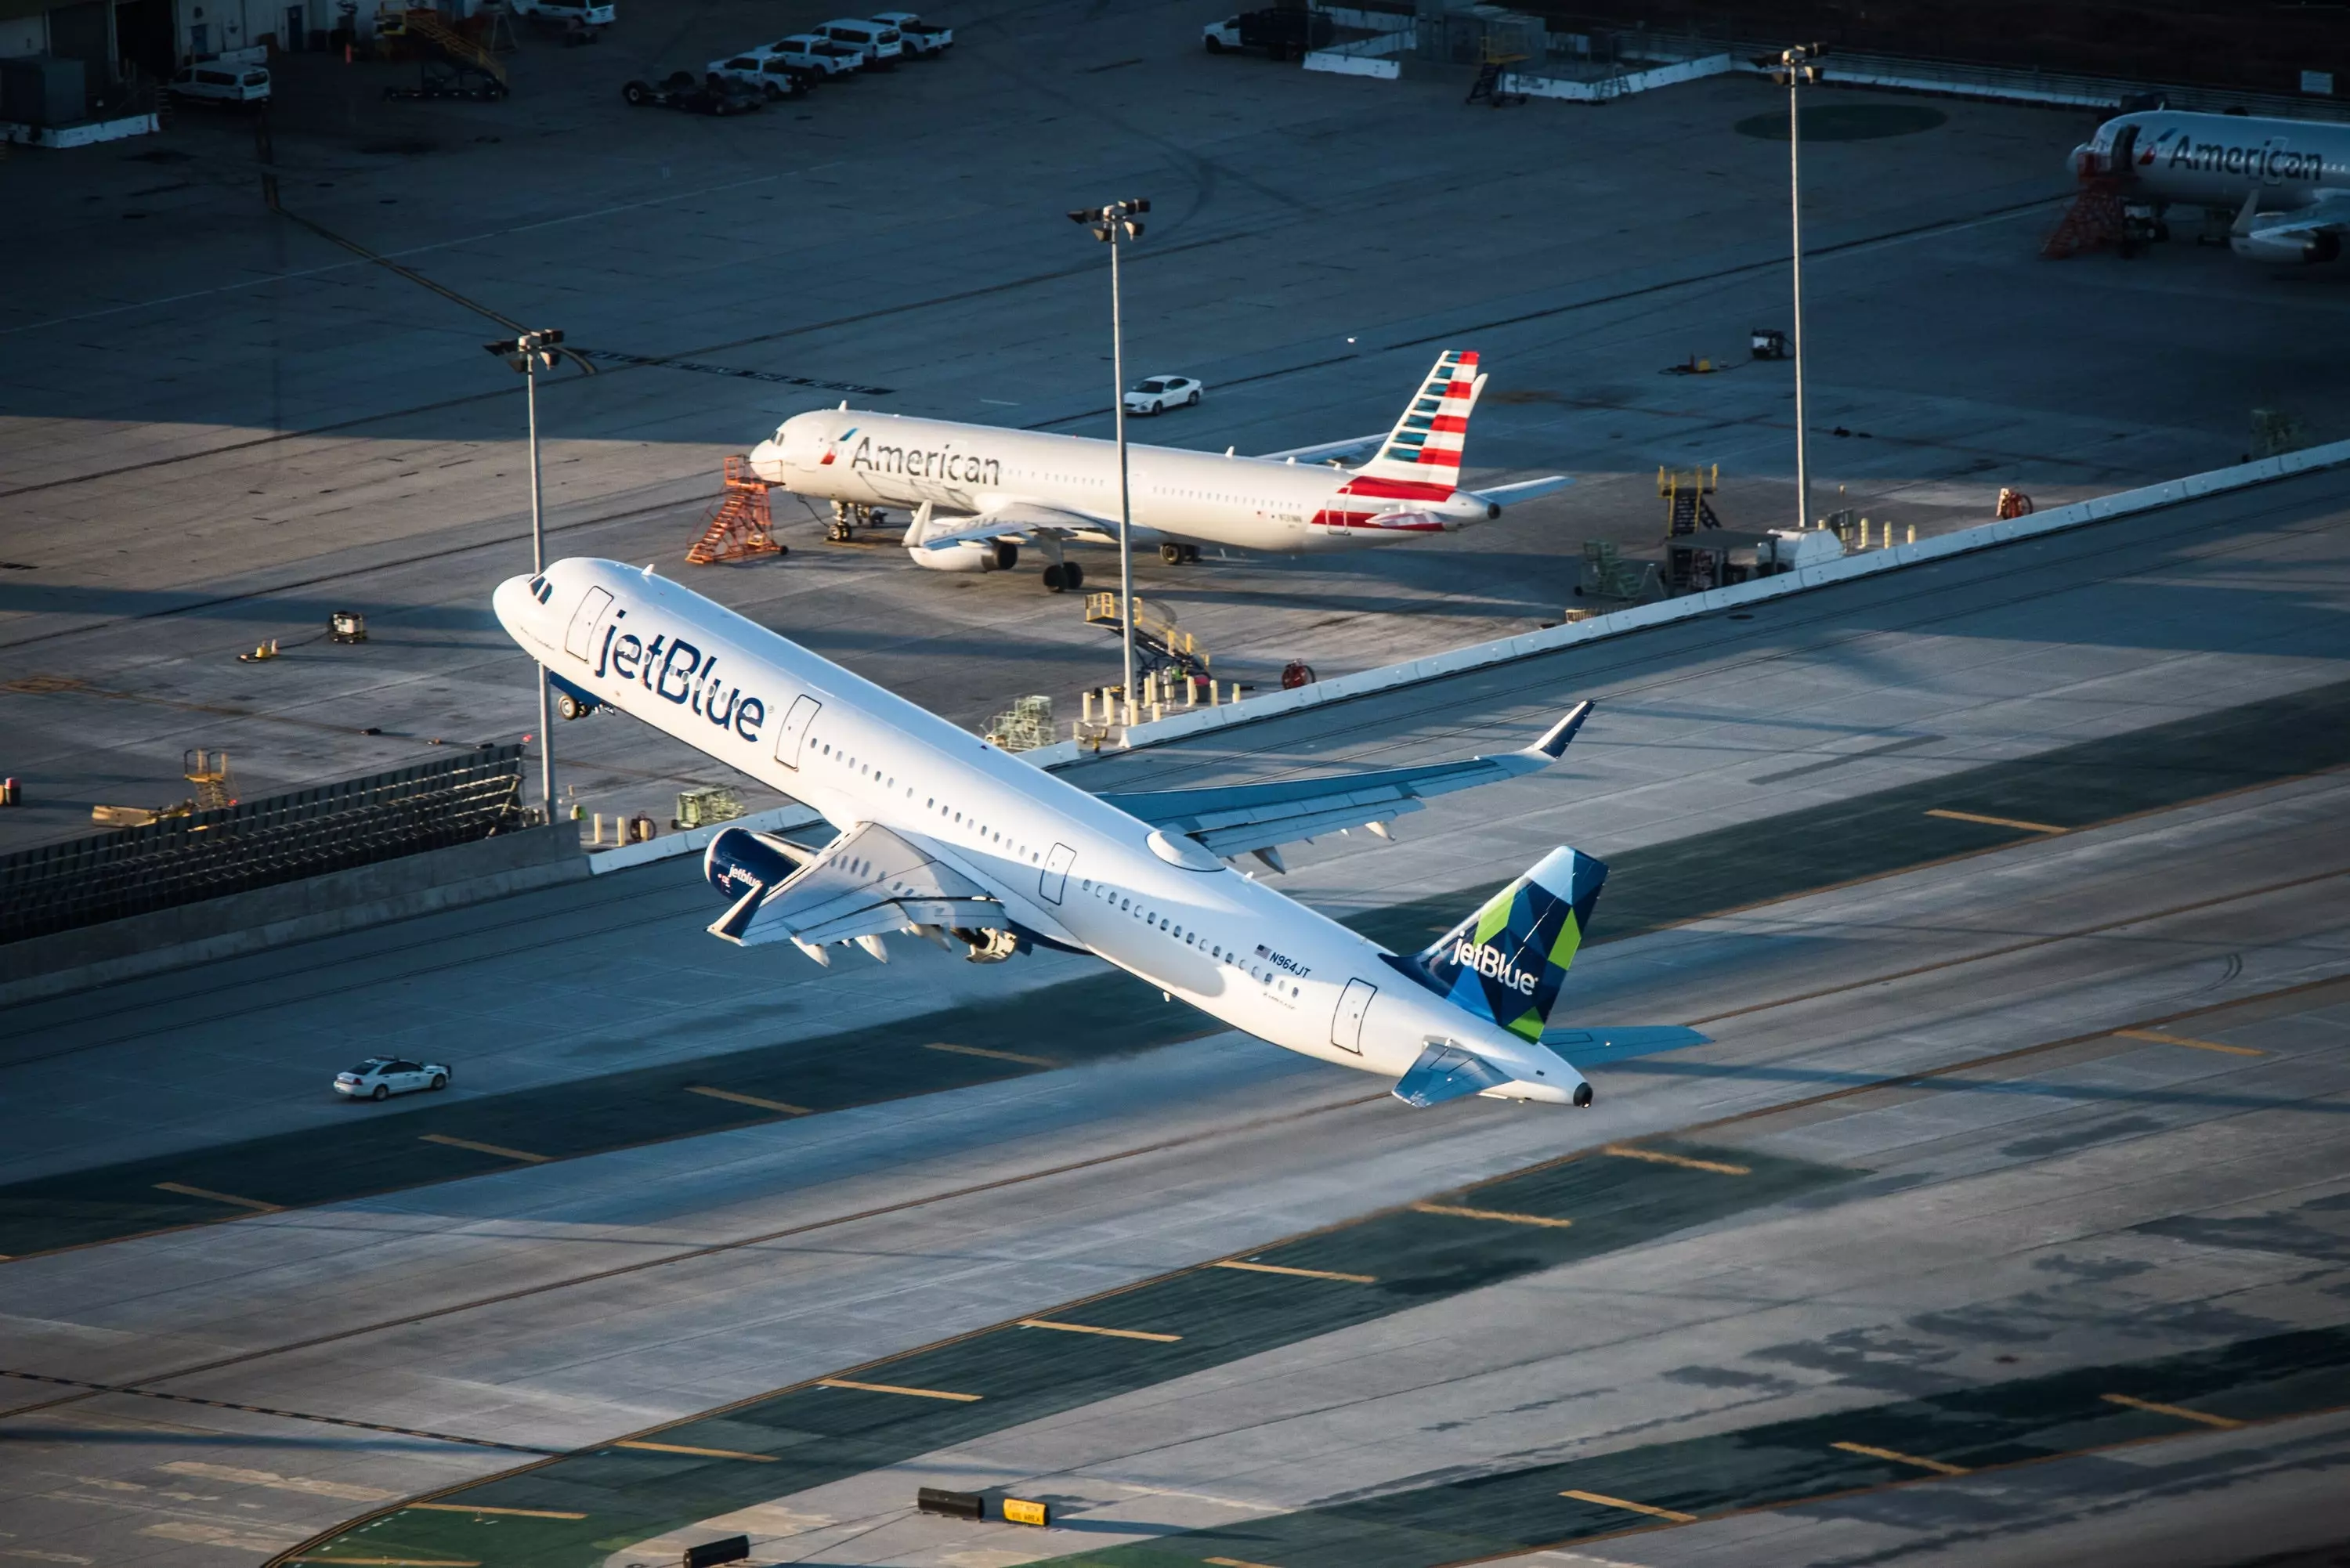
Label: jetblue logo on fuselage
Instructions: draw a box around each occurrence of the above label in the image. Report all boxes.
[591,606,768,744]
[1455,939,1537,995]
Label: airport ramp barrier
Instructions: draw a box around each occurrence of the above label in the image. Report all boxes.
[0,745,529,945]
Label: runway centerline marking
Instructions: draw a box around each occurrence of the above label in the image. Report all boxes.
[613,1440,777,1461]
[2114,1028,2265,1057]
[1831,1440,1971,1475]
[922,1041,1058,1067]
[1560,1488,1697,1523]
[1018,1319,1182,1342]
[1410,1202,1574,1229]
[419,1134,551,1164]
[403,1504,586,1519]
[685,1086,812,1114]
[1925,807,2068,834]
[1601,1145,1750,1176]
[2102,1392,2243,1429]
[153,1182,283,1212]
[816,1378,982,1402]
[1213,1259,1376,1284]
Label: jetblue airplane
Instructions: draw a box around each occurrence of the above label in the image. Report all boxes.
[495,560,1698,1106]
[747,350,1571,591]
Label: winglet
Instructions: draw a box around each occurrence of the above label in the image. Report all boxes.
[1526,700,1593,761]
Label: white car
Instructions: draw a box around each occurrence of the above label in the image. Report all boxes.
[334,1056,451,1100]
[1124,374,1203,414]
[1202,16,1242,50]
[510,0,615,31]
[819,18,902,65]
[168,63,271,104]
[871,11,951,55]
[709,53,809,97]
[766,34,863,74]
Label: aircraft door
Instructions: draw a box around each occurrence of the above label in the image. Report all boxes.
[1331,978,1376,1055]
[2110,124,2137,175]
[1041,843,1076,905]
[772,695,822,769]
[564,587,615,663]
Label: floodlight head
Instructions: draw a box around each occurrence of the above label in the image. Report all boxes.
[1090,221,1112,242]
[1123,218,1144,239]
[1067,208,1096,225]
[1128,197,1150,214]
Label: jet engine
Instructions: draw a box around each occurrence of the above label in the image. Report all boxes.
[704,826,806,902]
[909,537,1019,573]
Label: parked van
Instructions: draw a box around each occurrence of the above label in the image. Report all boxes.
[168,63,271,104]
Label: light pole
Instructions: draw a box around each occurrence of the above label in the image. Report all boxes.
[486,327,566,822]
[1068,197,1148,730]
[1775,43,1825,533]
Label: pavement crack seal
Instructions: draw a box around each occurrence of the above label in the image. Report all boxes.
[0,1369,558,1454]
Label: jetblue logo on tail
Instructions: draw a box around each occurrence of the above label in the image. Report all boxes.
[1413,847,1607,1040]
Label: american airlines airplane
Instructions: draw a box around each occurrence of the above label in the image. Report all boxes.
[2073,108,2350,265]
[746,349,1571,591]
[496,558,1704,1106]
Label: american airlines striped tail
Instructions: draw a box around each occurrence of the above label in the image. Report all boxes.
[1340,350,1487,505]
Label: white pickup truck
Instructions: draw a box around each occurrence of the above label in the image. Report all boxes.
[763,33,863,75]
[871,11,951,55]
[818,18,902,65]
[507,0,613,35]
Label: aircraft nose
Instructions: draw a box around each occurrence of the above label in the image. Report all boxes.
[491,574,544,649]
[749,438,787,482]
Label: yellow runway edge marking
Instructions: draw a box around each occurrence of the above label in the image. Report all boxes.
[420,1133,552,1164]
[815,1377,983,1402]
[1411,1202,1574,1230]
[1019,1318,1182,1342]
[613,1440,779,1461]
[923,1041,1058,1067]
[1925,807,2068,834]
[289,1558,481,1566]
[2114,1028,2265,1057]
[1601,1145,1751,1176]
[153,1182,283,1212]
[1212,1259,1376,1284]
[2102,1393,2244,1429]
[685,1085,812,1114]
[1204,1557,1284,1568]
[1560,1488,1697,1523]
[403,1503,587,1519]
[1831,1440,1971,1476]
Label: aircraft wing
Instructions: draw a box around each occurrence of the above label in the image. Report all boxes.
[2233,191,2350,263]
[1255,432,1386,464]
[917,500,1167,551]
[1097,701,1591,869]
[1468,475,1574,508]
[708,821,1003,956]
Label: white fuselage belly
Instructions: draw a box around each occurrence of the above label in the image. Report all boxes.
[495,560,1577,1098]
[750,410,1462,555]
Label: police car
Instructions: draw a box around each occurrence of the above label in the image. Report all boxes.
[334,1057,451,1100]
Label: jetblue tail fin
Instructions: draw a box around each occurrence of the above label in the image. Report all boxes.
[1415,847,1606,1041]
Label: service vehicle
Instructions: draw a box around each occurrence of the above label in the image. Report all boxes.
[508,0,613,35]
[871,10,951,54]
[708,53,810,98]
[819,17,902,64]
[1123,374,1203,414]
[621,70,765,113]
[167,63,272,104]
[1203,7,1332,57]
[765,33,864,75]
[334,1057,451,1100]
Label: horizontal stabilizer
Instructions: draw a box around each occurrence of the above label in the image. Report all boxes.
[1538,1024,1710,1063]
[1392,1041,1514,1107]
[1468,475,1574,508]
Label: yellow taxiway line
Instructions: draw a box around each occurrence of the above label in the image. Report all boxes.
[816,1377,982,1402]
[1925,807,2067,834]
[1212,1259,1376,1284]
[1410,1202,1574,1230]
[2102,1392,2243,1429]
[419,1134,551,1164]
[154,1182,281,1212]
[1831,1440,1970,1476]
[1020,1319,1182,1342]
[685,1086,812,1114]
[2114,1028,2265,1057]
[1560,1487,1697,1523]
[1602,1145,1750,1176]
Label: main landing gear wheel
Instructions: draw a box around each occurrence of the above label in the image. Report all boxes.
[1572,1082,1593,1107]
[556,692,588,721]
[1042,561,1083,591]
[1159,542,1182,565]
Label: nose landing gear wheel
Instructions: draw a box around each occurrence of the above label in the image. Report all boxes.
[1572,1082,1593,1107]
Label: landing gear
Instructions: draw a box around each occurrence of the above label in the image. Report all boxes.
[1041,561,1086,593]
[1572,1082,1593,1107]
[555,692,594,721]
[826,500,888,543]
[1158,543,1201,565]
[953,927,1020,963]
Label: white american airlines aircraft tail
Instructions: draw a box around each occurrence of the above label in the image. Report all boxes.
[747,350,1571,591]
[496,559,1704,1105]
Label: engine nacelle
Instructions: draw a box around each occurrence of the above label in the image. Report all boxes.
[908,539,1019,573]
[703,826,806,902]
[2232,229,2343,266]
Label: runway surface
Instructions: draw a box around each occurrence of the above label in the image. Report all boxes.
[2,469,2346,1567]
